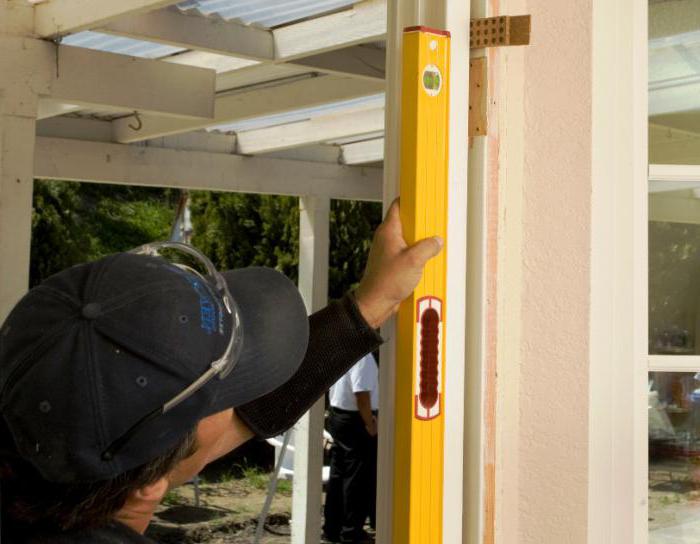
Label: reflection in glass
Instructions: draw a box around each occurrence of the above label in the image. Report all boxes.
[649,219,700,355]
[649,1,700,165]
[650,372,700,541]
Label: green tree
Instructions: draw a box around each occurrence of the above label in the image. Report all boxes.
[190,192,382,299]
[30,180,176,286]
[189,192,300,281]
[31,182,382,301]
[328,199,382,299]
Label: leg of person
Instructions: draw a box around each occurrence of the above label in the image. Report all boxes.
[324,409,347,542]
[367,434,378,531]
[339,416,373,543]
[323,442,345,541]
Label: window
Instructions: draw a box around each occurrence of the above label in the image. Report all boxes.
[647,1,700,540]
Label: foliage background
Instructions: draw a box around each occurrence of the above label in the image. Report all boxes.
[31,180,382,299]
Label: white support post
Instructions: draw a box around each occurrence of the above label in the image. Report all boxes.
[293,196,331,544]
[380,1,469,543]
[589,0,648,541]
[0,88,38,323]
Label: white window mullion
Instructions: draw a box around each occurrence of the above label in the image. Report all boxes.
[649,355,700,373]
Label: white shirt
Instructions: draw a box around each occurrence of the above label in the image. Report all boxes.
[329,353,379,411]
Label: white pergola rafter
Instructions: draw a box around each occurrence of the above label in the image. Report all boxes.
[340,137,384,165]
[99,0,387,64]
[112,75,384,143]
[1,38,216,120]
[273,0,386,60]
[100,2,386,82]
[236,108,384,155]
[101,9,275,62]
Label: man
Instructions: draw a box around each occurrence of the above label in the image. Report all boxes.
[323,353,379,543]
[0,201,442,543]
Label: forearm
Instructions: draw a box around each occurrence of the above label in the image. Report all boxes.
[236,294,383,438]
[355,392,374,428]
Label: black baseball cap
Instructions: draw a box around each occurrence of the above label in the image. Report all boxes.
[0,252,309,483]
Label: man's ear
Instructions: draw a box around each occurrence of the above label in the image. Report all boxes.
[133,477,169,504]
[116,477,170,534]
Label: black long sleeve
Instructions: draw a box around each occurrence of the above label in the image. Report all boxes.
[236,295,384,438]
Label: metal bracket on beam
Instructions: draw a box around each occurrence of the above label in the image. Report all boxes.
[469,15,531,49]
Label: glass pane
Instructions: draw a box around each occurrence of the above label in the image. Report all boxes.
[649,217,700,355]
[650,371,700,541]
[649,1,700,165]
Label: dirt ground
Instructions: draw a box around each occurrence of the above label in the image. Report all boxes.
[146,476,294,544]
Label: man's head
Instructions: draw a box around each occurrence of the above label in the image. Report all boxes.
[0,420,197,533]
[0,248,309,530]
[0,405,253,534]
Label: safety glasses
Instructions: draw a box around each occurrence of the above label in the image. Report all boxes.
[102,242,243,461]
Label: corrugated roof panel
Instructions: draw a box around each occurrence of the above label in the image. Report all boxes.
[62,31,186,58]
[165,50,258,72]
[176,0,357,28]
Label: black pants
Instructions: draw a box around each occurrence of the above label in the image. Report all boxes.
[323,408,378,542]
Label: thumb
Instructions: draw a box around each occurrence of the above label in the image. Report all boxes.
[404,236,443,267]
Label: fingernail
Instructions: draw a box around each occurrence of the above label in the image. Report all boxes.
[434,236,444,248]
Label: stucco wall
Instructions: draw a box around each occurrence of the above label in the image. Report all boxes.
[498,0,593,541]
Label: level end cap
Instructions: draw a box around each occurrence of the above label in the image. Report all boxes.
[404,26,451,37]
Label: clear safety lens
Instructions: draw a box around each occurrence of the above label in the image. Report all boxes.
[130,242,243,399]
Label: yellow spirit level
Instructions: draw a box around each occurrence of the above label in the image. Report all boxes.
[393,26,450,544]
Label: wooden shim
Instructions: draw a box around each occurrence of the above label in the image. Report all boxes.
[469,57,487,138]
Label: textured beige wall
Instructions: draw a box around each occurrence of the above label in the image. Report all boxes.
[507,0,592,541]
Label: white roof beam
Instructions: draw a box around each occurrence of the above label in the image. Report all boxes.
[340,138,384,165]
[102,9,274,61]
[112,75,384,143]
[51,44,215,119]
[1,38,215,119]
[101,6,385,81]
[237,108,384,155]
[34,137,382,201]
[262,145,342,164]
[38,116,114,142]
[100,0,388,62]
[37,116,238,154]
[292,45,385,81]
[273,0,387,61]
[215,64,310,93]
[34,0,182,38]
[37,99,82,120]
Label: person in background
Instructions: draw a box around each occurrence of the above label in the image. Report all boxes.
[323,353,379,544]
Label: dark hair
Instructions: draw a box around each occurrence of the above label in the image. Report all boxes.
[0,422,197,535]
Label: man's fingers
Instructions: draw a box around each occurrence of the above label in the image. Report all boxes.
[405,236,444,267]
[381,198,402,235]
[384,198,400,222]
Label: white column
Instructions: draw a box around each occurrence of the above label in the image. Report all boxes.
[292,196,330,544]
[380,1,469,542]
[0,87,38,323]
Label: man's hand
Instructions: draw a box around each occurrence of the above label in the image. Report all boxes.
[365,415,378,437]
[355,199,443,329]
[356,391,378,436]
